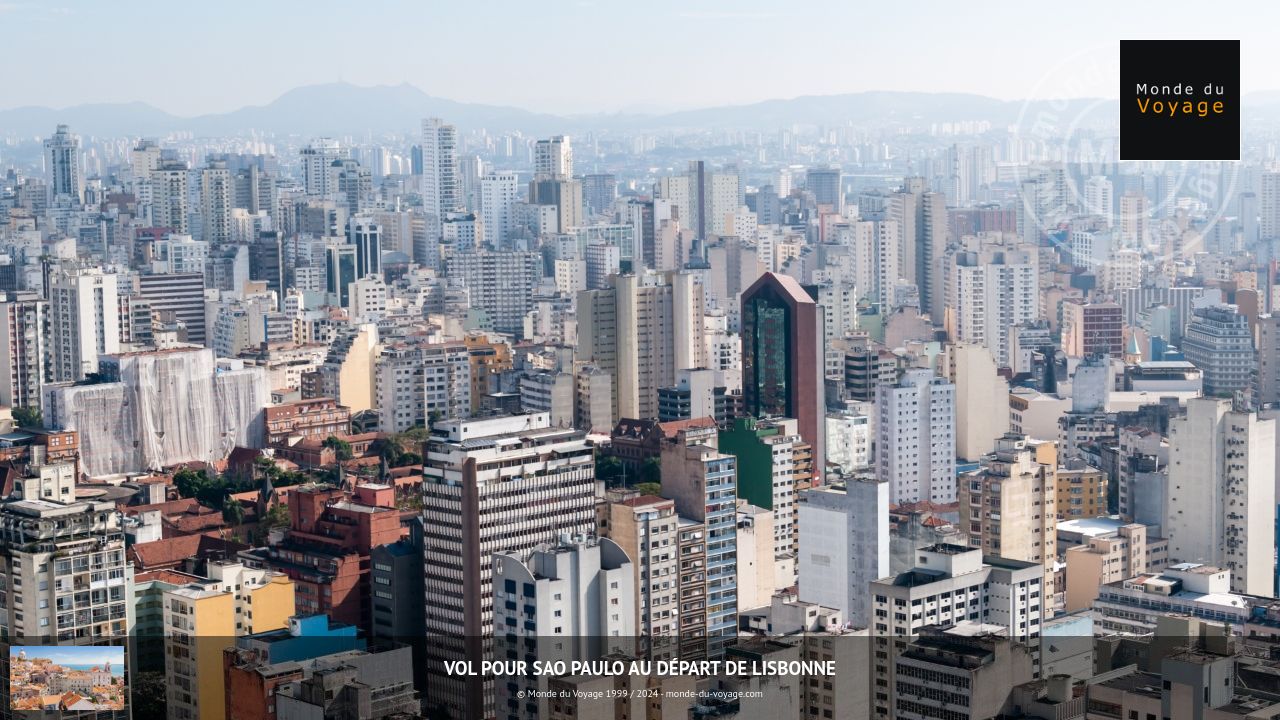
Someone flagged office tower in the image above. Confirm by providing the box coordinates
[325,244,358,307]
[135,271,207,344]
[805,166,841,212]
[48,266,120,382]
[421,118,459,243]
[876,368,957,504]
[888,180,947,321]
[346,217,382,279]
[719,416,810,572]
[375,340,470,432]
[43,347,267,477]
[945,234,1038,368]
[658,424,737,655]
[1084,175,1114,225]
[492,537,634,719]
[869,545,1044,717]
[1063,523,1166,612]
[534,135,573,178]
[1061,299,1124,358]
[578,271,706,420]
[582,173,617,216]
[299,137,344,196]
[942,342,1011,462]
[740,272,825,474]
[44,124,83,203]
[201,160,233,244]
[1165,397,1276,595]
[0,291,48,410]
[797,475,888,627]
[421,413,596,718]
[151,159,191,233]
[1182,304,1255,398]
[583,242,620,289]
[1256,315,1280,408]
[162,563,295,720]
[958,434,1057,595]
[479,171,519,248]
[0,463,132,643]
[445,251,542,335]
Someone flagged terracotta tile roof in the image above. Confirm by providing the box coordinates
[128,533,249,570]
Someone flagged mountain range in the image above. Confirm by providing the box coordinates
[3,82,1279,138]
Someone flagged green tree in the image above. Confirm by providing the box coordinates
[130,671,167,719]
[322,435,354,461]
[12,406,41,429]
[639,457,662,485]
[263,502,290,528]
[221,498,246,525]
[633,482,662,497]
[595,454,624,486]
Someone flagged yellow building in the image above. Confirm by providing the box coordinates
[1056,464,1108,520]
[162,562,295,720]
[464,333,513,414]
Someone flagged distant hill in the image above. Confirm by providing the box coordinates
[14,83,1280,138]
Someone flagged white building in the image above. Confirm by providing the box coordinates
[420,118,459,251]
[876,368,957,504]
[1164,397,1276,596]
[48,266,120,382]
[479,171,519,247]
[945,233,1038,368]
[375,341,470,432]
[797,476,888,628]
[825,411,872,472]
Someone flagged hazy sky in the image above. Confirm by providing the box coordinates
[0,0,1271,115]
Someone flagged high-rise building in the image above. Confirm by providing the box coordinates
[1182,304,1255,398]
[582,173,617,216]
[888,180,947,321]
[375,340,471,432]
[797,475,888,627]
[1061,299,1124,359]
[299,137,344,196]
[135,271,207,345]
[944,233,1038,368]
[201,160,233,244]
[1084,175,1114,225]
[421,118,459,247]
[421,413,596,718]
[942,342,1011,462]
[578,271,706,420]
[719,417,809,570]
[534,135,573,179]
[0,463,132,643]
[659,423,738,655]
[740,272,825,473]
[479,171,519,248]
[1063,522,1167,612]
[0,291,48,410]
[958,434,1058,595]
[869,545,1044,717]
[597,491,682,648]
[492,537,634,719]
[805,166,842,212]
[44,124,83,203]
[151,159,191,234]
[1261,171,1280,241]
[1256,314,1280,408]
[48,266,120,382]
[877,368,957,504]
[1164,397,1275,595]
[346,217,382,279]
[325,244,358,308]
[445,251,542,335]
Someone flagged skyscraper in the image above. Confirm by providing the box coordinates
[346,217,382,279]
[578,271,706,420]
[1164,398,1276,595]
[0,292,48,410]
[151,159,191,234]
[43,124,83,203]
[200,160,233,244]
[479,171,519,248]
[421,118,459,251]
[876,368,957,503]
[299,137,344,196]
[48,266,120,382]
[534,135,573,179]
[421,413,596,718]
[739,272,825,474]
[1182,304,1255,398]
[888,179,947,321]
[805,166,842,212]
[944,233,1039,368]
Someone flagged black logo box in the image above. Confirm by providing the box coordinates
[1120,39,1240,161]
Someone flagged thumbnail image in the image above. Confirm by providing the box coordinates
[8,646,126,713]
